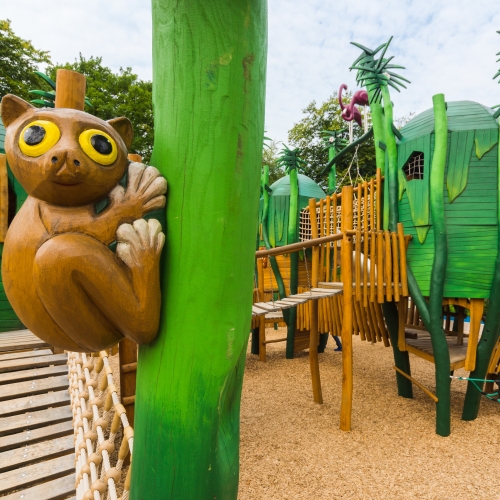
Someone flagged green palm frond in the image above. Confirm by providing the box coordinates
[277,146,307,174]
[349,36,410,104]
[321,129,348,151]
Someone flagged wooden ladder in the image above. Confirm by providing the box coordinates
[0,330,75,499]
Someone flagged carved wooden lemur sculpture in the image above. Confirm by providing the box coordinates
[0,93,167,352]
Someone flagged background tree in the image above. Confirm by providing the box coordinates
[0,19,51,101]
[288,91,376,190]
[47,56,154,162]
[262,139,284,184]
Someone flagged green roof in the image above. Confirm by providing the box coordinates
[269,173,325,199]
[400,101,497,142]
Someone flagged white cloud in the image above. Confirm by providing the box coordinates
[3,1,500,144]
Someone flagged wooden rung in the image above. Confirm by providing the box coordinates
[0,365,69,385]
[0,421,73,453]
[0,406,72,438]
[0,472,75,500]
[253,302,281,312]
[0,375,69,402]
[0,354,68,375]
[262,337,287,345]
[393,365,438,402]
[122,395,135,405]
[0,390,70,418]
[0,453,75,496]
[0,434,73,473]
[318,281,343,289]
[121,362,137,374]
[0,350,54,363]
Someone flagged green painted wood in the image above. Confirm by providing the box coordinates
[446,130,475,202]
[475,129,498,159]
[130,2,267,498]
[428,93,451,437]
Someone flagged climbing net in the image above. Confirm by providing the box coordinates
[68,350,133,500]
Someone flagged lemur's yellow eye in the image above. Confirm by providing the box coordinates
[19,120,61,157]
[79,129,117,166]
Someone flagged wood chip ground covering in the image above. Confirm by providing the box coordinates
[238,328,498,500]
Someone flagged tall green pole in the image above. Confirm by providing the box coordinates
[285,167,299,358]
[428,94,451,436]
[328,145,337,193]
[380,85,413,399]
[131,1,267,498]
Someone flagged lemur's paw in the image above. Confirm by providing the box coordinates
[127,162,167,214]
[116,218,165,268]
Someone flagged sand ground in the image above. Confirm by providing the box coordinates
[238,328,498,500]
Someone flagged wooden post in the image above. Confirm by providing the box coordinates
[340,186,353,431]
[0,154,8,242]
[308,198,323,404]
[131,1,267,497]
[54,69,86,110]
[257,257,266,362]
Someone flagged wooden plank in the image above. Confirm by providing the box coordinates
[0,406,72,438]
[0,349,53,362]
[0,340,49,353]
[0,354,67,374]
[0,390,70,417]
[1,473,75,500]
[376,231,384,303]
[0,375,69,402]
[0,453,75,495]
[0,421,73,453]
[0,434,74,473]
[0,365,68,385]
[464,298,484,371]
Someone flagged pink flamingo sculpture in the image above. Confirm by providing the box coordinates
[339,84,369,127]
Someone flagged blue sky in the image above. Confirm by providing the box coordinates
[3,1,500,144]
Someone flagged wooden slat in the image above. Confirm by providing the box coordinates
[391,232,400,302]
[0,421,73,452]
[464,298,484,371]
[397,223,408,296]
[0,365,68,385]
[0,434,73,473]
[0,349,53,362]
[376,169,381,231]
[0,340,50,353]
[0,354,68,374]
[355,229,361,301]
[363,231,369,307]
[384,231,392,301]
[0,390,70,417]
[370,232,376,303]
[0,453,75,495]
[0,406,72,438]
[0,376,69,402]
[376,231,384,303]
[1,473,75,500]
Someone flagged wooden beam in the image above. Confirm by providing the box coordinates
[393,365,438,402]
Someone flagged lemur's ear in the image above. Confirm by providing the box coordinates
[1,95,34,128]
[108,117,133,149]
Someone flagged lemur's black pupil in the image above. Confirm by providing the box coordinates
[90,134,112,155]
[24,125,45,146]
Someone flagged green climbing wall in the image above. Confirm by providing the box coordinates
[397,101,498,298]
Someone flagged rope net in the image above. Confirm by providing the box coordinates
[68,350,133,500]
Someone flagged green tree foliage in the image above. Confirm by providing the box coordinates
[0,19,51,101]
[47,56,154,162]
[262,140,285,184]
[288,91,376,190]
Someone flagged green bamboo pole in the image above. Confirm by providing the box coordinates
[428,93,451,437]
[328,144,337,194]
[286,167,299,358]
[462,124,500,420]
[130,1,267,498]
[380,85,413,398]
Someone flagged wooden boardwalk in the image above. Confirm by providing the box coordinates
[0,330,75,499]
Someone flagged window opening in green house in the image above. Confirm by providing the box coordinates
[402,151,424,181]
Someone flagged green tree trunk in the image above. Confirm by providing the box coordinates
[286,168,299,358]
[380,85,413,399]
[130,1,267,498]
[428,94,451,436]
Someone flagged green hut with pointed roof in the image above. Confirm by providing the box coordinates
[397,101,499,298]
[0,117,27,332]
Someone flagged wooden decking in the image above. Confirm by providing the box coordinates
[0,330,74,500]
[405,328,469,370]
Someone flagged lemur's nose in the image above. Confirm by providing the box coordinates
[74,159,80,166]
[51,156,58,164]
